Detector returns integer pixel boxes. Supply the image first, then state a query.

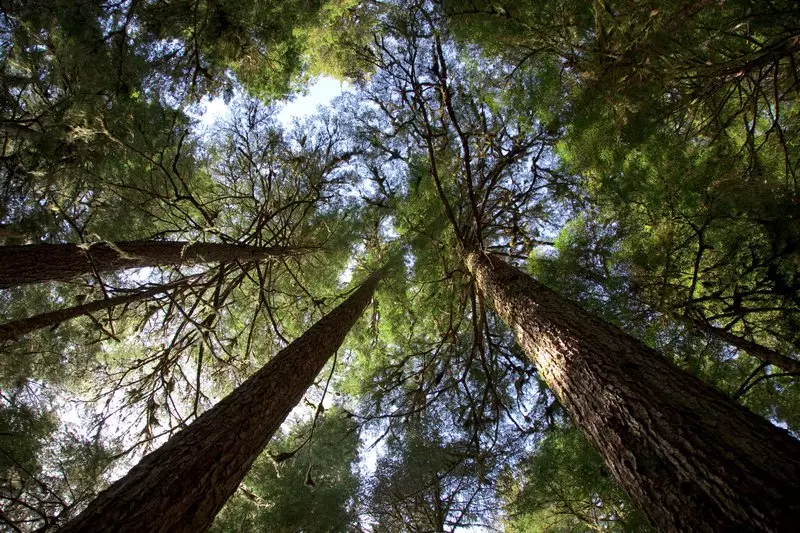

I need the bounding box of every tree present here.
[444,0,800,371]
[366,420,499,532]
[467,250,800,531]
[345,3,800,526]
[0,240,297,288]
[60,269,382,533]
[0,99,367,491]
[429,3,800,527]
[0,276,195,342]
[3,1,800,530]
[530,215,800,432]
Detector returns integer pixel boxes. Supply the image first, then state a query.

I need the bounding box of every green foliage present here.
[1,1,799,530]
[367,420,498,531]
[531,215,800,433]
[211,408,360,532]
[0,386,118,530]
[300,0,382,81]
[502,424,652,532]
[0,393,58,480]
[136,0,380,99]
[450,1,800,369]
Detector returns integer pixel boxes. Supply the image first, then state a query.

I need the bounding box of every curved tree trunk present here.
[466,251,800,532]
[59,271,381,533]
[0,241,297,288]
[0,278,193,342]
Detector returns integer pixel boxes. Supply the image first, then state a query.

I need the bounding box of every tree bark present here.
[59,271,381,533]
[466,251,800,532]
[0,241,296,288]
[0,278,192,342]
[680,314,800,374]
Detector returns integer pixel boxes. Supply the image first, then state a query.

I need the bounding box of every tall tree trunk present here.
[466,251,800,532]
[679,313,800,374]
[0,278,193,342]
[0,241,297,288]
[59,271,381,533]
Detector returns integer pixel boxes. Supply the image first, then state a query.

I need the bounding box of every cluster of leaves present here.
[0,383,117,530]
[500,423,651,532]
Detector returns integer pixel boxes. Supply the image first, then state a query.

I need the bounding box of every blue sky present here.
[197,77,350,128]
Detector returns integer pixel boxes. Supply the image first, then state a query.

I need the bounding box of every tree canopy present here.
[1,0,798,531]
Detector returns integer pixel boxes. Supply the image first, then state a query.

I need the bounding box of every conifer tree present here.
[60,270,382,533]
[467,250,800,531]
[0,241,296,287]
[0,277,193,342]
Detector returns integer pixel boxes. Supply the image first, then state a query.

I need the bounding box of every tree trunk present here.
[0,278,192,342]
[466,251,800,532]
[59,271,381,533]
[680,314,800,374]
[0,241,296,288]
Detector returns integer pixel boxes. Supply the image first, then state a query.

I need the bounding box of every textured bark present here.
[0,279,190,342]
[0,241,295,288]
[466,251,800,532]
[59,271,381,533]
[681,314,800,374]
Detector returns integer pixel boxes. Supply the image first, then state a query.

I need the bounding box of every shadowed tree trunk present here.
[59,270,382,533]
[466,250,800,532]
[0,277,194,342]
[0,241,300,288]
